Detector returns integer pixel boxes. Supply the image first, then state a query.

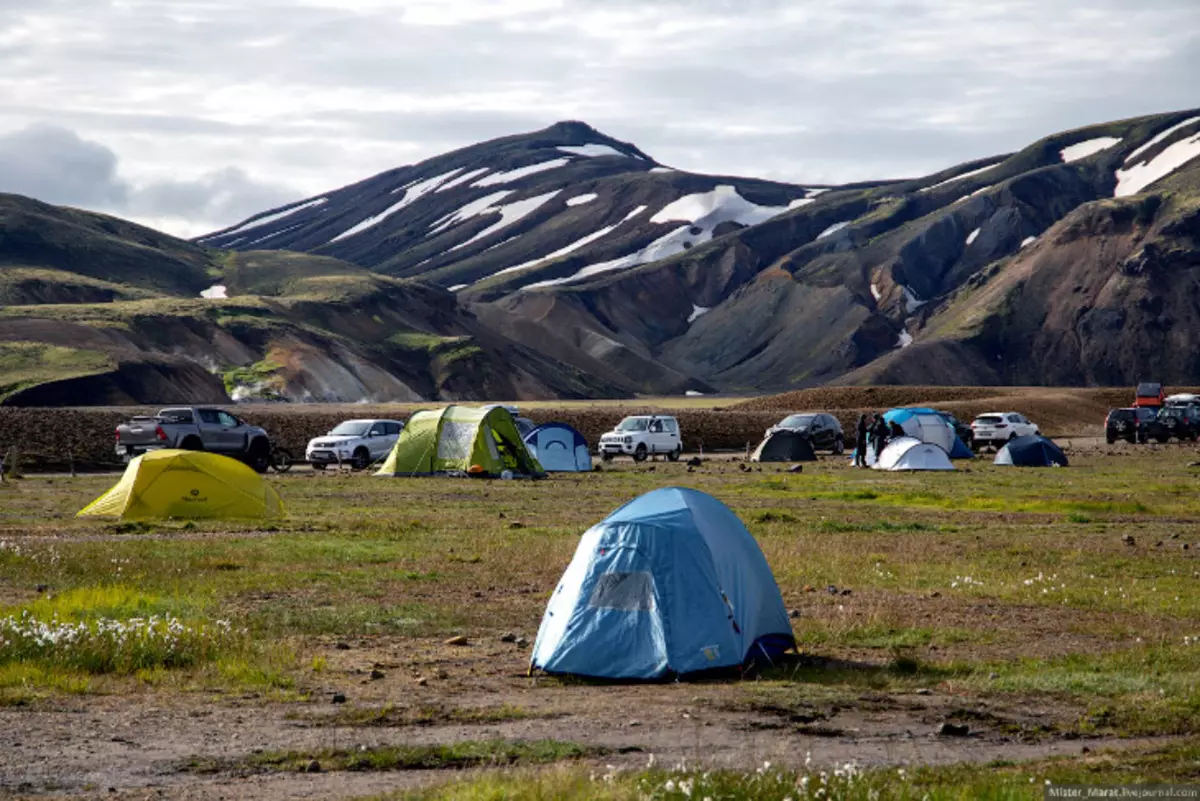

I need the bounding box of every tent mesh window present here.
[437,421,476,460]
[588,572,654,611]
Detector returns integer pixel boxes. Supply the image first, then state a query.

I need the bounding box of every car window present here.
[369,423,386,436]
[386,422,402,436]
[663,419,678,434]
[780,414,816,429]
[159,409,194,424]
[649,420,663,433]
[617,418,648,432]
[975,415,1003,425]
[217,411,240,428]
[198,409,221,424]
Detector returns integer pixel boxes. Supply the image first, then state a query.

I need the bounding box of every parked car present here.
[932,410,974,452]
[1156,406,1200,441]
[1105,407,1164,444]
[970,412,1039,448]
[766,413,845,454]
[305,419,405,470]
[598,415,682,462]
[1135,382,1164,408]
[115,407,273,472]
[1165,393,1200,407]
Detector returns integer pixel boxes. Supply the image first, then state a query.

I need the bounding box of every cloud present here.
[0,0,1197,232]
[0,123,300,237]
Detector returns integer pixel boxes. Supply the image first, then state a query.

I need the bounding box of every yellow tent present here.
[78,450,284,520]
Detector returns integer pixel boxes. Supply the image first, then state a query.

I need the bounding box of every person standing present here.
[854,413,869,467]
[873,413,890,461]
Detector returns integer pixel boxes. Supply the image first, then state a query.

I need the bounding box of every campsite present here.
[2,394,1200,798]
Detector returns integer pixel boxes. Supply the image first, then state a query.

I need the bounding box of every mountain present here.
[3,111,1200,406]
[0,195,628,405]
[205,112,1200,394]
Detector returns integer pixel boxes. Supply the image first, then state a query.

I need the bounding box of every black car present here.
[1105,407,1165,444]
[933,410,974,452]
[768,413,845,454]
[1156,405,1200,441]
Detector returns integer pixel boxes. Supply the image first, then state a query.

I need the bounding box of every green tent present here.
[374,405,545,478]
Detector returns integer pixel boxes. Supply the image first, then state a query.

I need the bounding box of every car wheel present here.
[247,440,271,473]
[312,462,327,471]
[1106,433,1115,444]
[351,447,371,471]
[180,436,203,451]
[832,435,845,455]
[1008,433,1017,442]
[270,447,293,473]
[667,446,682,462]
[601,452,613,462]
[633,444,648,462]
[1157,433,1170,444]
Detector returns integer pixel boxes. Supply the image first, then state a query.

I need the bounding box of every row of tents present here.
[752,407,1066,471]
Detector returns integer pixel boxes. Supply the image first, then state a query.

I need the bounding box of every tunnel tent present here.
[523,423,592,472]
[531,487,795,680]
[994,435,1068,467]
[874,437,955,471]
[77,449,284,520]
[375,405,544,478]
[750,429,817,463]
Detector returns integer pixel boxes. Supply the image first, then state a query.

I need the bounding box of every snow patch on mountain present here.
[449,190,561,251]
[448,284,468,292]
[524,224,692,289]
[870,283,881,301]
[473,159,570,187]
[565,193,598,206]
[817,221,849,239]
[649,167,674,174]
[333,170,469,242]
[651,185,789,228]
[787,198,815,210]
[966,228,980,246]
[897,329,913,348]
[557,144,627,159]
[922,162,1001,191]
[902,286,926,314]
[213,197,327,238]
[429,191,515,235]
[1021,236,1037,248]
[388,168,463,196]
[1125,117,1200,164]
[1060,137,1121,164]
[200,285,227,299]
[1115,132,1200,197]
[492,206,649,279]
[687,304,710,324]
[245,223,302,248]
[437,167,491,192]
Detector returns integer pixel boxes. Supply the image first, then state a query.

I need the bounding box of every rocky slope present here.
[206,111,1200,393]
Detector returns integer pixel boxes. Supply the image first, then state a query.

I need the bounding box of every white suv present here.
[306,419,404,470]
[970,412,1038,448]
[599,415,682,462]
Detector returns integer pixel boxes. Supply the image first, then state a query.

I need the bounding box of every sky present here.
[1,0,1197,238]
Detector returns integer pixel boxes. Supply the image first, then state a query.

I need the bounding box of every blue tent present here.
[995,435,1068,467]
[523,423,592,472]
[887,408,974,459]
[531,488,794,679]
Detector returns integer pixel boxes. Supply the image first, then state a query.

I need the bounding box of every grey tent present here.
[751,430,817,463]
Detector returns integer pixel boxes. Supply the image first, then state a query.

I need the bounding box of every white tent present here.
[895,413,954,453]
[874,437,955,472]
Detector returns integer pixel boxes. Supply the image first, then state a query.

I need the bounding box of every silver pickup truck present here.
[114,407,273,472]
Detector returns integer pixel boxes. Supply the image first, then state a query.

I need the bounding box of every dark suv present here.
[1157,405,1200,441]
[1105,407,1165,444]
[767,413,845,454]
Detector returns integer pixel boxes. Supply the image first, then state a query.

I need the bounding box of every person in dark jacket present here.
[854,414,869,467]
[872,414,890,460]
[890,420,906,439]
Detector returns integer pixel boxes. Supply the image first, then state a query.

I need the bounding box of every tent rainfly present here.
[994,435,1068,467]
[77,450,284,520]
[523,423,592,472]
[375,405,544,478]
[751,429,817,463]
[531,487,794,680]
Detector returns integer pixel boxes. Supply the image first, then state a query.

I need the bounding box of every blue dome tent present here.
[523,423,592,472]
[531,488,794,680]
[994,435,1068,467]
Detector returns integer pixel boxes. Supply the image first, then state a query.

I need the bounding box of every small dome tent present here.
[523,423,592,472]
[884,408,955,453]
[77,450,284,520]
[375,405,544,478]
[995,435,1068,467]
[874,437,955,471]
[751,430,817,463]
[531,488,794,680]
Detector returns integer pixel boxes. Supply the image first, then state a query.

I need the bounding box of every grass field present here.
[1,442,1198,799]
